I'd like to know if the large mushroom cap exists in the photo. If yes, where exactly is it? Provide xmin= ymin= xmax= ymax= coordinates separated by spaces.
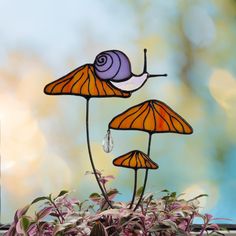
xmin=113 ymin=150 xmax=158 ymax=170
xmin=109 ymin=100 xmax=193 ymax=134
xmin=44 ymin=64 xmax=131 ymax=98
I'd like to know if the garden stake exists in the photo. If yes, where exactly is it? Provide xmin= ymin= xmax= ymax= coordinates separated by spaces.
xmin=109 ymin=99 xmax=193 ymax=210
xmin=44 ymin=62 xmax=131 ymax=208
xmin=112 ymin=150 xmax=158 ymax=209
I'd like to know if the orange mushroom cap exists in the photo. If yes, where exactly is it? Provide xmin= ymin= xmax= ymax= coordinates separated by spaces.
xmin=44 ymin=64 xmax=131 ymax=98
xmin=109 ymin=100 xmax=193 ymax=134
xmin=113 ymin=150 xmax=158 ymax=170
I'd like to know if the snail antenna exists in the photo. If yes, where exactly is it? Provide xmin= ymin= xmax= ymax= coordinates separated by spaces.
xmin=148 ymin=73 xmax=168 ymax=78
xmin=143 ymin=48 xmax=147 ymax=73
xmin=143 ymin=48 xmax=168 ymax=78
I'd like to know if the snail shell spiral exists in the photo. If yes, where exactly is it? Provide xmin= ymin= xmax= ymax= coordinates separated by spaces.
xmin=94 ymin=50 xmax=132 ymax=82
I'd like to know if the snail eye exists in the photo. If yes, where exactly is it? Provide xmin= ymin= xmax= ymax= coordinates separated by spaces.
xmin=94 ymin=50 xmax=132 ymax=82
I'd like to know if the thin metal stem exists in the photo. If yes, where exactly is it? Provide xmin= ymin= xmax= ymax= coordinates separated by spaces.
xmin=129 ymin=169 xmax=138 ymax=209
xmin=85 ymin=98 xmax=113 ymax=208
xmin=134 ymin=133 xmax=152 ymax=211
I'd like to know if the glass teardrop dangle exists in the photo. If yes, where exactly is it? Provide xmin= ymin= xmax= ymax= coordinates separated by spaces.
xmin=102 ymin=129 xmax=114 ymax=153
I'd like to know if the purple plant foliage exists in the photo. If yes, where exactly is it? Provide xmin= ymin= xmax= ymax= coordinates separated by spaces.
xmin=5 ymin=171 xmax=225 ymax=236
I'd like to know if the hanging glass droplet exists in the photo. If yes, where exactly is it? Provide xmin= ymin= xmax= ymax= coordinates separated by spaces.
xmin=102 ymin=129 xmax=114 ymax=153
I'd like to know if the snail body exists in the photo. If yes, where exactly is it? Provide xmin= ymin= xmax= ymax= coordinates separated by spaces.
xmin=94 ymin=49 xmax=167 ymax=92
xmin=110 ymin=73 xmax=148 ymax=92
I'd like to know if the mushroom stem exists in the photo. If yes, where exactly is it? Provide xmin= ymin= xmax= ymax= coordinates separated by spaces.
xmin=129 ymin=169 xmax=138 ymax=209
xmin=134 ymin=133 xmax=152 ymax=211
xmin=85 ymin=98 xmax=113 ymax=208
xmin=147 ymin=133 xmax=153 ymax=157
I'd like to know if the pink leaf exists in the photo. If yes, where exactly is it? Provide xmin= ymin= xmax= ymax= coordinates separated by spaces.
xmin=178 ymin=220 xmax=188 ymax=230
xmin=107 ymin=188 xmax=119 ymax=201
xmin=211 ymin=217 xmax=232 ymax=221
xmin=36 ymin=206 xmax=54 ymax=220
xmin=14 ymin=205 xmax=30 ymax=222
xmin=205 ymin=223 xmax=220 ymax=230
xmin=27 ymin=224 xmax=38 ymax=235
xmin=205 ymin=213 xmax=213 ymax=221
xmin=15 ymin=220 xmax=25 ymax=234
xmin=4 ymin=225 xmax=16 ymax=236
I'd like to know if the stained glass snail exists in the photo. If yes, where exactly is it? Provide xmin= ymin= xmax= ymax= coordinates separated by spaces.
xmin=98 ymin=49 xmax=168 ymax=153
xmin=94 ymin=49 xmax=167 ymax=92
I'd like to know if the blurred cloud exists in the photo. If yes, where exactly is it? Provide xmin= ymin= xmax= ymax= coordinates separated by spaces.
xmin=77 ymin=143 xmax=118 ymax=177
xmin=182 ymin=6 xmax=216 ymax=47
xmin=37 ymin=154 xmax=72 ymax=196
xmin=209 ymin=69 xmax=236 ymax=115
xmin=183 ymin=181 xmax=219 ymax=211
xmin=0 ymin=51 xmax=63 ymax=221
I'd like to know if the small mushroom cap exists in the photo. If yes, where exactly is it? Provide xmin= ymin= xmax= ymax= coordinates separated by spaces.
xmin=44 ymin=64 xmax=131 ymax=98
xmin=109 ymin=100 xmax=193 ymax=134
xmin=113 ymin=150 xmax=158 ymax=170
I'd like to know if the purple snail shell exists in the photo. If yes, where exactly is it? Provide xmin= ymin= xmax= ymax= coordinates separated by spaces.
xmin=94 ymin=50 xmax=132 ymax=82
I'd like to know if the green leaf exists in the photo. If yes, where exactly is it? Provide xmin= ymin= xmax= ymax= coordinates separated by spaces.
xmin=90 ymin=193 xmax=101 ymax=198
xmin=56 ymin=233 xmax=64 ymax=236
xmin=31 ymin=196 xmax=49 ymax=205
xmin=78 ymin=200 xmax=88 ymax=211
xmin=170 ymin=192 xmax=177 ymax=198
xmin=20 ymin=216 xmax=33 ymax=232
xmin=52 ymin=224 xmax=66 ymax=235
xmin=49 ymin=193 xmax=52 ymax=201
xmin=188 ymin=194 xmax=208 ymax=202
xmin=162 ymin=196 xmax=170 ymax=201
xmin=54 ymin=190 xmax=69 ymax=200
xmin=89 ymin=193 xmax=101 ymax=203
xmin=161 ymin=189 xmax=169 ymax=193
xmin=90 ymin=221 xmax=108 ymax=236
xmin=107 ymin=188 xmax=119 ymax=201
xmin=107 ymin=188 xmax=119 ymax=196
xmin=136 ymin=186 xmax=144 ymax=197
xmin=161 ymin=220 xmax=178 ymax=231
xmin=176 ymin=229 xmax=189 ymax=236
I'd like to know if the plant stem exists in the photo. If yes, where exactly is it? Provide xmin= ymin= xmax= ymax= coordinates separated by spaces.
xmin=134 ymin=133 xmax=152 ymax=211
xmin=185 ymin=212 xmax=195 ymax=233
xmin=199 ymin=225 xmax=206 ymax=236
xmin=199 ymin=220 xmax=209 ymax=236
xmin=50 ymin=200 xmax=64 ymax=224
xmin=85 ymin=98 xmax=113 ymax=208
xmin=129 ymin=169 xmax=138 ymax=209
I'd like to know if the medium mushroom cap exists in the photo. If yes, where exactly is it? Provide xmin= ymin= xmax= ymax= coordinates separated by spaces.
xmin=44 ymin=64 xmax=131 ymax=98
xmin=113 ymin=150 xmax=158 ymax=170
xmin=109 ymin=100 xmax=193 ymax=134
